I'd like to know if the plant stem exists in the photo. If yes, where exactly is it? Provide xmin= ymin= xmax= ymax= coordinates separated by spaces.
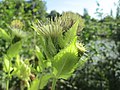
xmin=6 ymin=79 xmax=9 ymax=90
xmin=6 ymin=70 xmax=11 ymax=90
xmin=51 ymin=78 xmax=57 ymax=90
xmin=6 ymin=56 xmax=11 ymax=90
xmin=20 ymin=81 xmax=24 ymax=90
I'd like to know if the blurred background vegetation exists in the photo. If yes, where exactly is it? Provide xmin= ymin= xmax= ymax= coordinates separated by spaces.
xmin=0 ymin=0 xmax=120 ymax=90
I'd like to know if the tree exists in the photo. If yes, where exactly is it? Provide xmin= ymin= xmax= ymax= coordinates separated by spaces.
xmin=47 ymin=10 xmax=61 ymax=21
xmin=0 ymin=0 xmax=47 ymax=28
xmin=83 ymin=8 xmax=91 ymax=20
xmin=116 ymin=0 xmax=120 ymax=19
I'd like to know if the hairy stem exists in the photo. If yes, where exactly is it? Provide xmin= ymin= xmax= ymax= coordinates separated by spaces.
xmin=51 ymin=78 xmax=57 ymax=90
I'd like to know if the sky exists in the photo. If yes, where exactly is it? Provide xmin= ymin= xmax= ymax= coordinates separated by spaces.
xmin=45 ymin=0 xmax=118 ymax=18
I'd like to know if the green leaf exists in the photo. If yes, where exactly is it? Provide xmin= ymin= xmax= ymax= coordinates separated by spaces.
xmin=3 ymin=56 xmax=13 ymax=72
xmin=7 ymin=41 xmax=22 ymax=59
xmin=77 ymin=58 xmax=88 ymax=68
xmin=33 ymin=25 xmax=50 ymax=58
xmin=3 ymin=56 xmax=10 ymax=72
xmin=13 ymin=57 xmax=31 ymax=80
xmin=58 ymin=21 xmax=79 ymax=48
xmin=29 ymin=74 xmax=52 ymax=90
xmin=20 ymin=61 xmax=31 ymax=80
xmin=29 ymin=78 xmax=39 ymax=90
xmin=0 ymin=28 xmax=11 ymax=40
xmin=52 ymin=37 xmax=78 ymax=79
xmin=39 ymin=74 xmax=52 ymax=89
xmin=58 ymin=73 xmax=72 ymax=79
xmin=47 ymin=37 xmax=57 ymax=57
xmin=36 ymin=46 xmax=45 ymax=71
xmin=63 ymin=21 xmax=79 ymax=47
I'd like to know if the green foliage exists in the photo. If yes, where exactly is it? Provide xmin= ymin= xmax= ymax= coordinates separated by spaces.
xmin=0 ymin=10 xmax=85 ymax=90
xmin=61 ymin=21 xmax=79 ymax=47
xmin=1 ymin=0 xmax=120 ymax=90
xmin=59 ymin=12 xmax=85 ymax=32
xmin=0 ymin=28 xmax=31 ymax=90
xmin=29 ymin=74 xmax=52 ymax=90
xmin=7 ymin=41 xmax=22 ymax=59
xmin=3 ymin=55 xmax=12 ymax=73
xmin=72 ymin=40 xmax=120 ymax=90
xmin=29 ymin=78 xmax=39 ymax=90
xmin=32 ymin=14 xmax=85 ymax=90
xmin=13 ymin=56 xmax=31 ymax=81
xmin=57 ymin=6 xmax=120 ymax=90
xmin=0 ymin=28 xmax=11 ymax=41
xmin=52 ymin=38 xmax=78 ymax=79
xmin=0 ymin=0 xmax=46 ymax=25
xmin=53 ymin=4 xmax=120 ymax=89
xmin=80 ymin=15 xmax=114 ymax=44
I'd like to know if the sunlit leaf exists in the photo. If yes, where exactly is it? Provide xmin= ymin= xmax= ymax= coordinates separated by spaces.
xmin=3 ymin=56 xmax=13 ymax=72
xmin=0 ymin=28 xmax=11 ymax=40
xmin=59 ymin=21 xmax=79 ymax=48
xmin=53 ymin=37 xmax=78 ymax=79
xmin=7 ymin=41 xmax=22 ymax=58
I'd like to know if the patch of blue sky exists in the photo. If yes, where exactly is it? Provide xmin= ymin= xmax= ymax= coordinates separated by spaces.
xmin=45 ymin=0 xmax=118 ymax=18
